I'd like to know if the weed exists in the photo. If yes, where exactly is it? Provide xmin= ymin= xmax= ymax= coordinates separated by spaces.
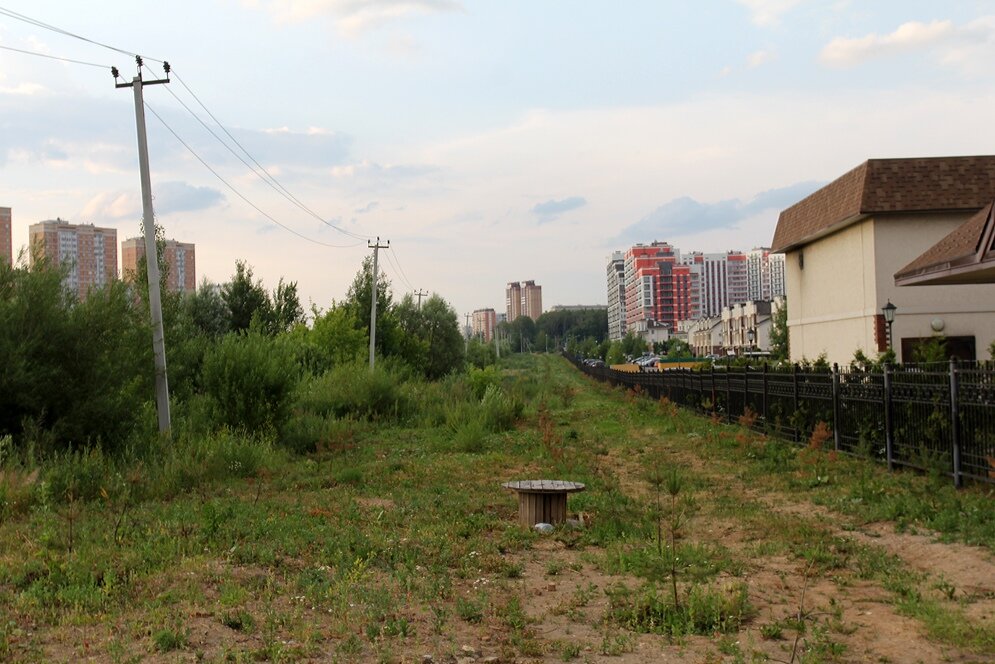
xmin=456 ymin=595 xmax=484 ymax=623
xmin=152 ymin=625 xmax=188 ymax=653
xmin=221 ymin=609 xmax=255 ymax=632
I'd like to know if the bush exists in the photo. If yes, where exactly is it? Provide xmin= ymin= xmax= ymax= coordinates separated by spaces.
xmin=201 ymin=331 xmax=299 ymax=433
xmin=479 ymin=384 xmax=523 ymax=432
xmin=295 ymin=362 xmax=408 ymax=422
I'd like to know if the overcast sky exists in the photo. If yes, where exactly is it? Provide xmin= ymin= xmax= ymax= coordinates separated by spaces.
xmin=4 ymin=1 xmax=995 ymax=315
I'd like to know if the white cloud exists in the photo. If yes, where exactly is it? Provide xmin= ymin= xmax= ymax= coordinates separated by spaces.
xmin=820 ymin=17 xmax=995 ymax=70
xmin=747 ymin=49 xmax=775 ymax=68
xmin=735 ymin=0 xmax=800 ymax=27
xmin=252 ymin=0 xmax=462 ymax=35
xmin=81 ymin=191 xmax=141 ymax=222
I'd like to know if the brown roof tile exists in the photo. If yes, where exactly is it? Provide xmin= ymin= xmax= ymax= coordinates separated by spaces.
xmin=772 ymin=156 xmax=995 ymax=252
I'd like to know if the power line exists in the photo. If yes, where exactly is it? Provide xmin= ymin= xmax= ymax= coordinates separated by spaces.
xmin=144 ymin=101 xmax=364 ymax=249
xmin=159 ymin=71 xmax=371 ymax=242
xmin=388 ymin=246 xmax=416 ymax=291
xmin=0 ymin=5 xmax=162 ymax=62
xmin=0 ymin=42 xmax=110 ymax=68
xmin=381 ymin=248 xmax=413 ymax=291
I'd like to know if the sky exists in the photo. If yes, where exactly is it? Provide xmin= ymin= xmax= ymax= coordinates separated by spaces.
xmin=4 ymin=1 xmax=995 ymax=316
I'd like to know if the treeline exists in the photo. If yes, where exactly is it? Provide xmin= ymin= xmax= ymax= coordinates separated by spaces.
xmin=495 ymin=307 xmax=609 ymax=354
xmin=0 ymin=254 xmax=465 ymax=457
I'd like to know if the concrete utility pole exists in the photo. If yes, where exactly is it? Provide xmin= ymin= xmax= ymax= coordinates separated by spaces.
xmin=495 ymin=326 xmax=501 ymax=359
xmin=115 ymin=57 xmax=171 ymax=434
xmin=414 ymin=288 xmax=428 ymax=310
xmin=368 ymin=237 xmax=390 ymax=370
xmin=464 ymin=312 xmax=471 ymax=353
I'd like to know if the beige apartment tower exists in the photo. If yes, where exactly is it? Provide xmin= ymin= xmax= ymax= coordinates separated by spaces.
xmin=29 ymin=219 xmax=117 ymax=300
xmin=472 ymin=308 xmax=497 ymax=342
xmin=0 ymin=207 xmax=11 ymax=265
xmin=506 ymin=280 xmax=543 ymax=322
xmin=121 ymin=237 xmax=196 ymax=294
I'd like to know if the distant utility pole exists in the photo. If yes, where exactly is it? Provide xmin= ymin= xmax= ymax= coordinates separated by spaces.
xmin=464 ymin=313 xmax=471 ymax=353
xmin=495 ymin=326 xmax=501 ymax=359
xmin=115 ymin=57 xmax=171 ymax=434
xmin=414 ymin=289 xmax=428 ymax=310
xmin=368 ymin=237 xmax=390 ymax=370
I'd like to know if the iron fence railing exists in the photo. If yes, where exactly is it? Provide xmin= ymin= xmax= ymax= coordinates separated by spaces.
xmin=568 ymin=355 xmax=995 ymax=487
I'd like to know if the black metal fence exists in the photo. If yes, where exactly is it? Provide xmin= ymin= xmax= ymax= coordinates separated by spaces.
xmin=568 ymin=356 xmax=995 ymax=487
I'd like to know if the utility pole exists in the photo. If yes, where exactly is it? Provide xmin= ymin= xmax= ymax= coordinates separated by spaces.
xmin=414 ymin=289 xmax=428 ymax=310
xmin=495 ymin=326 xmax=501 ymax=359
xmin=368 ymin=237 xmax=390 ymax=370
xmin=115 ymin=57 xmax=171 ymax=434
xmin=464 ymin=313 xmax=471 ymax=353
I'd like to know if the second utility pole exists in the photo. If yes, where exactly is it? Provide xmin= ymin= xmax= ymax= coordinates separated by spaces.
xmin=368 ymin=237 xmax=389 ymax=370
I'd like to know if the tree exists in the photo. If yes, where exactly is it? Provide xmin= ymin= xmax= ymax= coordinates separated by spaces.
xmin=344 ymin=256 xmax=400 ymax=357
xmin=770 ymin=299 xmax=789 ymax=362
xmin=392 ymin=292 xmax=465 ymax=378
xmin=620 ymin=331 xmax=648 ymax=358
xmin=222 ymin=260 xmax=271 ymax=334
xmin=267 ymin=278 xmax=305 ymax=334
xmin=186 ymin=279 xmax=230 ymax=338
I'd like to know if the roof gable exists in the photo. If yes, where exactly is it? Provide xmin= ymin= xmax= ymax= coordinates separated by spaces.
xmin=895 ymin=202 xmax=995 ymax=285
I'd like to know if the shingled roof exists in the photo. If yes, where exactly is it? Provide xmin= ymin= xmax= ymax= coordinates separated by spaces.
xmin=771 ymin=156 xmax=995 ymax=253
xmin=895 ymin=202 xmax=995 ymax=285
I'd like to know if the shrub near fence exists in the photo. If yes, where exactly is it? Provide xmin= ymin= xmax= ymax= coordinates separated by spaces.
xmin=568 ymin=354 xmax=995 ymax=487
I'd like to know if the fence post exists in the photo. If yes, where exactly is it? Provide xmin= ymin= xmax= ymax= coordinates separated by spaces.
xmin=726 ymin=365 xmax=732 ymax=423
xmin=831 ymin=363 xmax=841 ymax=452
xmin=744 ymin=365 xmax=750 ymax=420
xmin=711 ymin=365 xmax=716 ymax=414
xmin=949 ymin=357 xmax=962 ymax=488
xmin=883 ymin=363 xmax=894 ymax=470
xmin=762 ymin=362 xmax=770 ymax=433
xmin=792 ymin=363 xmax=800 ymax=443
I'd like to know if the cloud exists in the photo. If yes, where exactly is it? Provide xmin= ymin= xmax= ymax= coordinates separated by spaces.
xmin=253 ymin=0 xmax=463 ymax=35
xmin=735 ymin=0 xmax=799 ymax=27
xmin=531 ymin=196 xmax=587 ymax=223
xmin=355 ymin=201 xmax=379 ymax=214
xmin=155 ymin=181 xmax=225 ymax=215
xmin=81 ymin=191 xmax=141 ymax=222
xmin=747 ymin=49 xmax=775 ymax=68
xmin=820 ymin=17 xmax=995 ymax=68
xmin=614 ymin=181 xmax=822 ymax=245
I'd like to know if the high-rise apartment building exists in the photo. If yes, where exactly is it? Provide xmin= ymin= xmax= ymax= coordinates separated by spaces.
xmin=521 ymin=280 xmax=542 ymax=320
xmin=623 ymin=242 xmax=695 ymax=332
xmin=614 ymin=242 xmax=782 ymax=341
xmin=29 ymin=219 xmax=117 ymax=299
xmin=607 ymin=251 xmax=626 ymax=340
xmin=0 ymin=207 xmax=11 ymax=265
xmin=506 ymin=280 xmax=543 ymax=322
xmin=472 ymin=308 xmax=497 ymax=342
xmin=746 ymin=247 xmax=787 ymax=302
xmin=505 ymin=282 xmax=522 ymax=322
xmin=121 ymin=237 xmax=197 ymax=293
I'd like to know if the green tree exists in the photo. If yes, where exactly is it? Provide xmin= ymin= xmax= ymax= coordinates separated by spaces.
xmin=466 ymin=337 xmax=496 ymax=369
xmin=267 ymin=278 xmax=305 ymax=334
xmin=620 ymin=331 xmax=648 ymax=358
xmin=770 ymin=299 xmax=789 ymax=362
xmin=344 ymin=256 xmax=400 ymax=358
xmin=222 ymin=260 xmax=271 ymax=334
xmin=606 ymin=341 xmax=625 ymax=365
xmin=185 ymin=279 xmax=230 ymax=338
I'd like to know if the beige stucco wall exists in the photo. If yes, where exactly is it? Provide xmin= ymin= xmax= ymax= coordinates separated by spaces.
xmin=785 ymin=211 xmax=995 ymax=363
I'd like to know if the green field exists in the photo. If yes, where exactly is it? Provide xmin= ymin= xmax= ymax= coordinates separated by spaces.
xmin=2 ymin=354 xmax=994 ymax=663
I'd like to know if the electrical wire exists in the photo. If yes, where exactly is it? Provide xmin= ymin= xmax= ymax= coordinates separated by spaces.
xmin=0 ymin=42 xmax=110 ymax=68
xmin=387 ymin=246 xmax=416 ymax=291
xmin=160 ymin=75 xmax=370 ymax=242
xmin=381 ymin=248 xmax=412 ymax=291
xmin=144 ymin=101 xmax=364 ymax=249
xmin=0 ymin=5 xmax=162 ymax=62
